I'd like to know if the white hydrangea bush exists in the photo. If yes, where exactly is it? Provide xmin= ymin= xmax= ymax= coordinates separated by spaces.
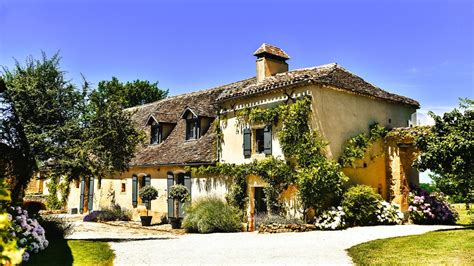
xmin=315 ymin=206 xmax=347 ymax=230
xmin=375 ymin=201 xmax=403 ymax=225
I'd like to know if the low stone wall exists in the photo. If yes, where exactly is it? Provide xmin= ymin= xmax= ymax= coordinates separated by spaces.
xmin=258 ymin=223 xmax=317 ymax=233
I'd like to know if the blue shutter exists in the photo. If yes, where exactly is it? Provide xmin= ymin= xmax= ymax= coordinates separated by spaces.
xmin=167 ymin=173 xmax=174 ymax=218
xmin=264 ymin=125 xmax=272 ymax=155
xmin=132 ymin=175 xmax=137 ymax=208
xmin=182 ymin=173 xmax=192 ymax=218
xmin=79 ymin=177 xmax=85 ymax=214
xmin=144 ymin=175 xmax=151 ymax=209
xmin=243 ymin=128 xmax=251 ymax=158
xmin=88 ymin=176 xmax=94 ymax=211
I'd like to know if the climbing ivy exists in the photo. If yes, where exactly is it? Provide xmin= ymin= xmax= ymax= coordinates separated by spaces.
xmin=339 ymin=123 xmax=388 ymax=167
xmin=45 ymin=173 xmax=70 ymax=210
xmin=193 ymin=96 xmax=349 ymax=220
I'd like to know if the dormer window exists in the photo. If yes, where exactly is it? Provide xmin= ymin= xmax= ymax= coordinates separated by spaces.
xmin=146 ymin=114 xmax=176 ymax=145
xmin=150 ymin=124 xmax=160 ymax=144
xmin=186 ymin=118 xmax=199 ymax=140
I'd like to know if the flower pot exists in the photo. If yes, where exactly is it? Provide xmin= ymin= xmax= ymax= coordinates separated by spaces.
xmin=140 ymin=216 xmax=152 ymax=226
xmin=170 ymin=217 xmax=182 ymax=229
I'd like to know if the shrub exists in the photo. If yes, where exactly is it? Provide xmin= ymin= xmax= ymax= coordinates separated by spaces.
xmin=297 ymin=160 xmax=348 ymax=218
xmin=315 ymin=206 xmax=347 ymax=230
xmin=139 ymin=185 xmax=159 ymax=202
xmin=96 ymin=204 xmax=132 ymax=222
xmin=169 ymin=184 xmax=189 ymax=202
xmin=182 ymin=196 xmax=242 ymax=233
xmin=342 ymin=185 xmax=383 ymax=226
xmin=409 ymin=188 xmax=458 ymax=224
xmin=376 ymin=201 xmax=403 ymax=225
xmin=7 ymin=206 xmax=48 ymax=263
xmin=83 ymin=211 xmax=103 ymax=222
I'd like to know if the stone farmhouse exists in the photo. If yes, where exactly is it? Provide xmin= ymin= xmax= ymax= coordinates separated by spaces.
xmin=28 ymin=44 xmax=421 ymax=228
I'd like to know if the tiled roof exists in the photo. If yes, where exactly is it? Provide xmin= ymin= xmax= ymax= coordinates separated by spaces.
xmin=253 ymin=43 xmax=290 ymax=59
xmin=216 ymin=63 xmax=420 ymax=107
xmin=126 ymin=78 xmax=254 ymax=166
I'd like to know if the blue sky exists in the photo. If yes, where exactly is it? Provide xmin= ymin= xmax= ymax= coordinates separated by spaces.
xmin=1 ymin=0 xmax=473 ymax=181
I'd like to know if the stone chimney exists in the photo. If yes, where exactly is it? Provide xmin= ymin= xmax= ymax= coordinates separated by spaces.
xmin=254 ymin=43 xmax=290 ymax=82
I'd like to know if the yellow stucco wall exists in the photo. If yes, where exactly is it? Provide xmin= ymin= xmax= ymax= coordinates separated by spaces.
xmin=220 ymin=84 xmax=416 ymax=164
xmin=66 ymin=166 xmax=230 ymax=221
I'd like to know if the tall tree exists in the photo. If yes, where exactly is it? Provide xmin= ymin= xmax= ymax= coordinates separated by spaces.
xmin=415 ymin=98 xmax=473 ymax=209
xmin=1 ymin=53 xmax=143 ymax=202
xmin=95 ymin=77 xmax=168 ymax=108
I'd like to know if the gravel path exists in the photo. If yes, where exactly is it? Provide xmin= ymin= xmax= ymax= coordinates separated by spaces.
xmin=108 ymin=224 xmax=455 ymax=265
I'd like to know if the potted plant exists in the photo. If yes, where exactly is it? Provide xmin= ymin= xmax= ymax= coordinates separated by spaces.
xmin=139 ymin=185 xmax=158 ymax=226
xmin=168 ymin=184 xmax=189 ymax=229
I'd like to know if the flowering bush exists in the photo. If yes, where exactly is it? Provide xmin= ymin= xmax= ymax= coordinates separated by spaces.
xmin=409 ymin=189 xmax=458 ymax=224
xmin=8 ymin=206 xmax=48 ymax=262
xmin=315 ymin=207 xmax=347 ymax=230
xmin=376 ymin=201 xmax=403 ymax=225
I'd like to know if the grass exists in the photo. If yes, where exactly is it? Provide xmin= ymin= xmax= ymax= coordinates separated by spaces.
xmin=27 ymin=239 xmax=115 ymax=266
xmin=347 ymin=227 xmax=474 ymax=265
xmin=453 ymin=203 xmax=473 ymax=225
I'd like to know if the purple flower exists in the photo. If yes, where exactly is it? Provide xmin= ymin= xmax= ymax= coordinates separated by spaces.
xmin=22 ymin=251 xmax=30 ymax=262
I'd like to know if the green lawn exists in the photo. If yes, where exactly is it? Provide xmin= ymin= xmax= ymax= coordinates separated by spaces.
xmin=347 ymin=227 xmax=473 ymax=265
xmin=453 ymin=203 xmax=473 ymax=225
xmin=27 ymin=239 xmax=115 ymax=266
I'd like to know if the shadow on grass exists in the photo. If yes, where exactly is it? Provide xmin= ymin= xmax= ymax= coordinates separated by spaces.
xmin=435 ymin=225 xmax=474 ymax=232
xmin=27 ymin=238 xmax=73 ymax=266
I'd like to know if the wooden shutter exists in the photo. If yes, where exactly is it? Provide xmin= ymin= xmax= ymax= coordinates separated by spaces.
xmin=132 ymin=175 xmax=137 ymax=208
xmin=181 ymin=173 xmax=192 ymax=218
xmin=88 ymin=176 xmax=94 ymax=211
xmin=263 ymin=125 xmax=272 ymax=155
xmin=79 ymin=177 xmax=85 ymax=214
xmin=243 ymin=128 xmax=251 ymax=158
xmin=167 ymin=172 xmax=174 ymax=218
xmin=144 ymin=175 xmax=151 ymax=209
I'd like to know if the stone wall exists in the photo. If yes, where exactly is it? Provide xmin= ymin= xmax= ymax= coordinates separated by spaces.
xmin=258 ymin=223 xmax=317 ymax=233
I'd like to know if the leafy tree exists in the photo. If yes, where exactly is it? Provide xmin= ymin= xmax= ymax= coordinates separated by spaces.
xmin=415 ymin=98 xmax=473 ymax=209
xmin=1 ymin=53 xmax=143 ymax=202
xmin=95 ymin=77 xmax=168 ymax=108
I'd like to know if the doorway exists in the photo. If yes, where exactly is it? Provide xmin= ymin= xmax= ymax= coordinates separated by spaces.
xmin=254 ymin=187 xmax=267 ymax=214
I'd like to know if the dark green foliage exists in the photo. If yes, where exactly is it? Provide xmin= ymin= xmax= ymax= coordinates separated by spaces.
xmin=415 ymin=98 xmax=473 ymax=209
xmin=419 ymin=182 xmax=437 ymax=194
xmin=182 ymin=196 xmax=242 ymax=233
xmin=94 ymin=77 xmax=168 ymax=108
xmin=342 ymin=185 xmax=383 ymax=226
xmin=297 ymin=160 xmax=348 ymax=216
xmin=138 ymin=185 xmax=158 ymax=202
xmin=168 ymin=184 xmax=189 ymax=202
xmin=1 ymin=53 xmax=144 ymax=201
xmin=339 ymin=123 xmax=388 ymax=167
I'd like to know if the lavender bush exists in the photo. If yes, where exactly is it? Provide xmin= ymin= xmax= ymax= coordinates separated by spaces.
xmin=315 ymin=206 xmax=347 ymax=230
xmin=409 ymin=188 xmax=458 ymax=224
xmin=8 ymin=206 xmax=48 ymax=263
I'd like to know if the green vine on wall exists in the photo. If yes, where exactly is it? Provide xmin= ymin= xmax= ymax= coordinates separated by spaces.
xmin=46 ymin=173 xmax=70 ymax=210
xmin=194 ymin=96 xmax=348 ymax=219
xmin=339 ymin=123 xmax=388 ymax=167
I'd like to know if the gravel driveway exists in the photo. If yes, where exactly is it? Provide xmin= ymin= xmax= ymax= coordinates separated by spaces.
xmin=106 ymin=224 xmax=455 ymax=265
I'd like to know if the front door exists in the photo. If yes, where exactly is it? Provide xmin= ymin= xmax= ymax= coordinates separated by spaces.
xmin=167 ymin=172 xmax=191 ymax=219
